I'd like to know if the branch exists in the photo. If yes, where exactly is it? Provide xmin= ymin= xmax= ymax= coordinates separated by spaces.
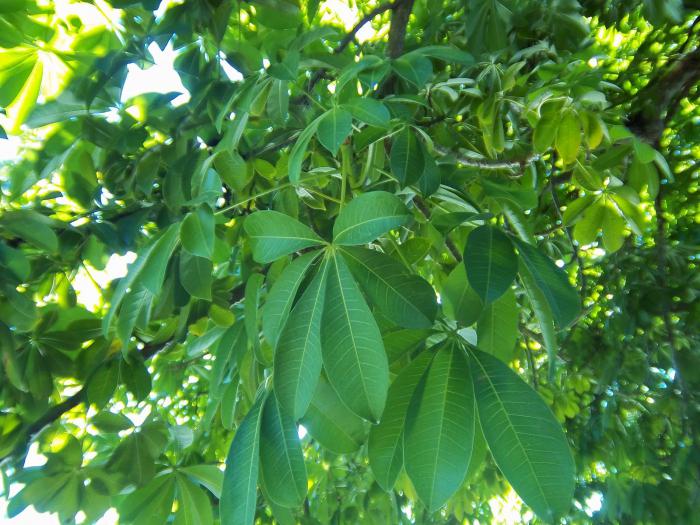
xmin=627 ymin=45 xmax=700 ymax=143
xmin=433 ymin=144 xmax=537 ymax=171
xmin=413 ymin=195 xmax=462 ymax=261
xmin=386 ymin=0 xmax=414 ymax=58
xmin=306 ymin=0 xmax=401 ymax=94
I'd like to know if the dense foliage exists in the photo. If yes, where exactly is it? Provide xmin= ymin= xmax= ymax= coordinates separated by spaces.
xmin=0 ymin=0 xmax=698 ymax=523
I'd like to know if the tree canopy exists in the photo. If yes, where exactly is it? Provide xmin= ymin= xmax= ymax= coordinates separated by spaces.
xmin=0 ymin=0 xmax=698 ymax=524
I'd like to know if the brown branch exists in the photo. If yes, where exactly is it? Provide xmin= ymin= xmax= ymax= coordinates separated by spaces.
xmin=627 ymin=45 xmax=700 ymax=143
xmin=433 ymin=145 xmax=538 ymax=171
xmin=386 ymin=0 xmax=414 ymax=58
xmin=413 ymin=195 xmax=462 ymax=261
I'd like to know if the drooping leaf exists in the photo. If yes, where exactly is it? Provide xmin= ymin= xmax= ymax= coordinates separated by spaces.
xmin=390 ymin=127 xmax=425 ymax=186
xmin=174 ymin=474 xmax=214 ymax=525
xmin=340 ymin=246 xmax=436 ymax=328
xmin=274 ymin=257 xmax=329 ymax=419
xmin=244 ymin=210 xmax=324 ymax=263
xmin=514 ymin=239 xmax=580 ymax=327
xmin=464 ymin=225 xmax=517 ymax=303
xmin=368 ymin=351 xmax=434 ymax=490
xmin=179 ymin=251 xmax=213 ymax=300
xmin=259 ymin=394 xmax=307 ymax=507
xmin=220 ymin=394 xmax=267 ymax=525
xmin=288 ymin=116 xmax=322 ymax=185
xmin=332 ymin=191 xmax=411 ymax=245
xmin=404 ymin=344 xmax=476 ymax=512
xmin=555 ymin=110 xmax=581 ymax=165
xmin=321 ymin=253 xmax=389 ymax=422
xmin=469 ymin=349 xmax=575 ymax=521
xmin=442 ymin=264 xmax=483 ymax=327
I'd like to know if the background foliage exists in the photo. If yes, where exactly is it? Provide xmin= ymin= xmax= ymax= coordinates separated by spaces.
xmin=0 ymin=0 xmax=698 ymax=523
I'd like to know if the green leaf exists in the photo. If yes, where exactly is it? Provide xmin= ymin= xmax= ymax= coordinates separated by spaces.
xmin=555 ymin=110 xmax=581 ymax=165
xmin=344 ymin=98 xmax=390 ymax=128
xmin=120 ymin=474 xmax=176 ymax=524
xmin=316 ymin=107 xmax=353 ymax=155
xmin=1 ymin=209 xmax=58 ymax=252
xmin=214 ymin=150 xmax=249 ymax=192
xmin=393 ymin=54 xmax=433 ymax=87
xmin=322 ymin=253 xmax=389 ymax=421
xmin=601 ymin=203 xmax=626 ymax=252
xmin=136 ymin=223 xmax=180 ymax=295
xmin=477 ymin=288 xmax=518 ymax=362
xmin=274 ymin=257 xmax=329 ymax=419
xmin=404 ymin=344 xmax=476 ymax=512
xmin=263 ymin=251 xmax=320 ymax=348
xmin=268 ymin=79 xmax=289 ymax=124
xmin=116 ymin=285 xmax=152 ymax=345
xmin=368 ymin=351 xmax=433 ymax=490
xmin=244 ymin=210 xmax=324 ymax=263
xmin=221 ymin=394 xmax=266 ymax=525
xmin=180 ymin=205 xmax=215 ymax=259
xmin=337 ymin=55 xmax=384 ymax=92
xmin=340 ymin=246 xmax=436 ymax=329
xmin=533 ymin=115 xmax=558 ymax=154
xmin=469 ymin=349 xmax=575 ymax=521
xmin=300 ymin=376 xmax=367 ymax=453
xmin=87 ymin=363 xmax=118 ymax=410
xmin=514 ymin=239 xmax=580 ymax=327
xmin=7 ymin=59 xmax=42 ymax=132
xmin=244 ymin=273 xmax=264 ymax=354
xmin=390 ymin=127 xmax=425 ymax=186
xmin=181 ymin=465 xmax=224 ymax=498
xmin=288 ymin=116 xmax=322 ymax=185
xmin=179 ymin=251 xmax=213 ymax=300
xmin=409 ymin=45 xmax=474 ymax=65
xmin=464 ymin=225 xmax=517 ymax=304
xmin=175 ymin=474 xmax=214 ymax=525
xmin=333 ymin=191 xmax=411 ymax=245
xmin=259 ymin=394 xmax=307 ymax=507
xmin=442 ymin=265 xmax=483 ymax=327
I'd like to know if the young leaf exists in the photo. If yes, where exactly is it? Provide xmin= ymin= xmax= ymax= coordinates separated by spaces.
xmin=262 ymin=251 xmax=320 ymax=348
xmin=404 ymin=344 xmax=476 ymax=512
xmin=368 ymin=351 xmax=434 ymax=490
xmin=180 ymin=205 xmax=215 ymax=259
xmin=316 ymin=107 xmax=352 ymax=155
xmin=274 ymin=257 xmax=329 ymax=419
xmin=259 ymin=394 xmax=307 ymax=508
xmin=244 ymin=210 xmax=324 ymax=263
xmin=390 ymin=127 xmax=425 ymax=186
xmin=332 ymin=191 xmax=411 ymax=245
xmin=321 ymin=253 xmax=389 ymax=422
xmin=533 ymin=115 xmax=558 ymax=153
xmin=469 ymin=349 xmax=575 ymax=522
xmin=300 ymin=376 xmax=367 ymax=454
xmin=340 ymin=246 xmax=437 ymax=328
xmin=343 ymin=98 xmax=390 ymax=128
xmin=464 ymin=225 xmax=517 ymax=304
xmin=514 ymin=239 xmax=580 ymax=327
xmin=221 ymin=394 xmax=267 ymax=525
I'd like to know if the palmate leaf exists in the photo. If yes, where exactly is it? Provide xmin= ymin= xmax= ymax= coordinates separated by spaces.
xmin=476 ymin=288 xmax=519 ymax=362
xmin=368 ymin=351 xmax=434 ymax=490
xmin=180 ymin=205 xmax=215 ymax=259
xmin=259 ymin=394 xmax=307 ymax=508
xmin=404 ymin=343 xmax=476 ymax=512
xmin=332 ymin=191 xmax=412 ymax=245
xmin=469 ymin=349 xmax=575 ymax=521
xmin=464 ymin=225 xmax=517 ymax=304
xmin=273 ymin=256 xmax=329 ymax=419
xmin=244 ymin=210 xmax=324 ymax=263
xmin=262 ymin=251 xmax=320 ymax=348
xmin=341 ymin=246 xmax=437 ymax=329
xmin=174 ymin=474 xmax=214 ymax=525
xmin=220 ymin=393 xmax=267 ymax=525
xmin=390 ymin=127 xmax=425 ymax=186
xmin=321 ymin=252 xmax=389 ymax=422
